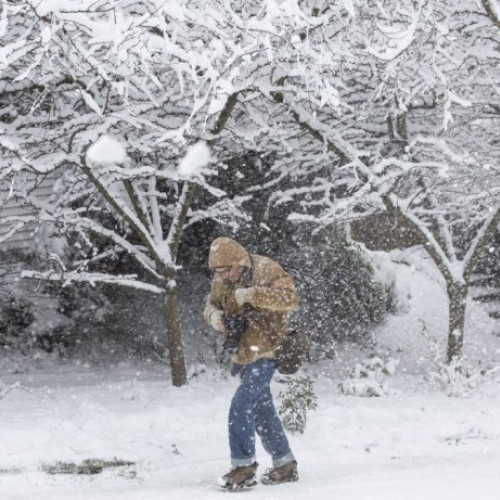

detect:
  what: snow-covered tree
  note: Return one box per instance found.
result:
[2,0,499,371]
[0,0,268,385]
[0,0,367,381]
[258,0,500,363]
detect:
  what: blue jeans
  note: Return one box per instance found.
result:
[229,359,295,468]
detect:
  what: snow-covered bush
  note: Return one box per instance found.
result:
[0,254,112,359]
[427,355,500,398]
[339,356,398,397]
[277,375,318,434]
[55,283,112,336]
[0,295,35,347]
[417,319,491,397]
[366,250,412,315]
[0,290,73,357]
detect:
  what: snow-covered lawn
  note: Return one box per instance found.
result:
[1,360,499,500]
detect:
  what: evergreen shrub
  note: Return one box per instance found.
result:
[277,375,318,434]
[281,230,389,348]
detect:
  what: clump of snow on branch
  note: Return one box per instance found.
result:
[178,142,211,177]
[86,135,128,165]
[368,20,418,61]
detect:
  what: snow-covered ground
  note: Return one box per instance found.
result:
[1,249,499,499]
[1,362,499,500]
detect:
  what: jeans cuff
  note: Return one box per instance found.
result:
[231,456,256,467]
[273,451,295,468]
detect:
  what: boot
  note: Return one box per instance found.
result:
[217,462,258,490]
[261,460,298,485]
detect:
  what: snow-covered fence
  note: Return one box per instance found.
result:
[0,172,55,252]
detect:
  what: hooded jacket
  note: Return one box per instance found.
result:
[204,237,299,365]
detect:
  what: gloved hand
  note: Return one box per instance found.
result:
[234,287,255,306]
[208,310,225,332]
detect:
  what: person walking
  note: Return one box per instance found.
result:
[203,237,299,490]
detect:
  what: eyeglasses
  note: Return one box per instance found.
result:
[212,267,232,275]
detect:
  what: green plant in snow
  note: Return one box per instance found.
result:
[277,375,318,434]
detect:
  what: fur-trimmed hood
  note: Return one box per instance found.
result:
[208,237,252,269]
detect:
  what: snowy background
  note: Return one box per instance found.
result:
[1,2,500,497]
[1,248,499,500]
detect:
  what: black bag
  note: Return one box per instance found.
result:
[275,329,310,375]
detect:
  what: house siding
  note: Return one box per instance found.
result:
[0,172,56,252]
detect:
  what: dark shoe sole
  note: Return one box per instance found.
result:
[218,476,257,490]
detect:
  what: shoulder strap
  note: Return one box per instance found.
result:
[243,254,255,288]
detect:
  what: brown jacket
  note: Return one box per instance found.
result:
[204,251,299,365]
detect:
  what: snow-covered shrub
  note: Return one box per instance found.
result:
[0,295,35,347]
[0,253,113,358]
[277,375,318,434]
[431,358,476,398]
[427,355,500,397]
[417,319,499,397]
[366,250,411,315]
[55,282,111,333]
[339,356,398,397]
[0,291,74,357]
[425,351,499,398]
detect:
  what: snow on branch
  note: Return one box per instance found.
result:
[368,19,418,61]
[0,219,34,245]
[185,195,252,230]
[410,136,474,166]
[83,143,171,268]
[386,193,460,282]
[482,0,500,30]
[73,217,162,280]
[21,269,165,294]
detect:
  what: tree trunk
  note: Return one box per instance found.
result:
[446,282,467,363]
[158,94,239,387]
[164,272,187,387]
